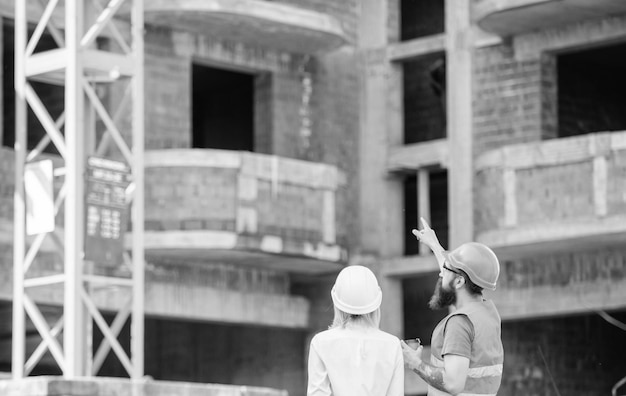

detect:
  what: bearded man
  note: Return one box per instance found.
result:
[401,218,504,396]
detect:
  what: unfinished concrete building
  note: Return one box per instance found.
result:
[0,0,625,395]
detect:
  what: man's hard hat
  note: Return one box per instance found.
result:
[331,265,382,315]
[444,242,500,290]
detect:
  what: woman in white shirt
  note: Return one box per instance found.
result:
[307,265,404,396]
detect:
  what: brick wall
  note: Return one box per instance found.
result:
[474,167,504,234]
[255,73,274,155]
[608,150,626,215]
[144,26,191,150]
[501,311,626,396]
[145,166,238,231]
[516,161,595,224]
[270,71,302,159]
[540,54,558,140]
[473,45,545,156]
[303,52,359,248]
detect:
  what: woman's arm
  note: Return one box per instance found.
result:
[387,342,405,396]
[306,342,331,396]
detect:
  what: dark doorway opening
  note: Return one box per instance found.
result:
[3,19,64,153]
[558,42,626,138]
[403,52,446,144]
[403,169,448,256]
[402,273,446,342]
[400,0,445,41]
[192,64,254,151]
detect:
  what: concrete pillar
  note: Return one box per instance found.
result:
[358,0,404,256]
[359,54,390,253]
[445,0,474,247]
[379,275,404,337]
[358,0,388,253]
[357,0,404,337]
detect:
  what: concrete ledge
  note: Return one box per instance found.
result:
[142,0,349,54]
[386,139,449,173]
[478,215,626,260]
[475,130,626,171]
[0,376,287,396]
[381,254,439,278]
[139,231,348,271]
[387,34,445,62]
[145,149,345,189]
[473,0,626,36]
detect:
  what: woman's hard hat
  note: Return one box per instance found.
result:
[444,242,500,290]
[331,265,382,315]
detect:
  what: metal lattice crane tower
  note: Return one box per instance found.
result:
[13,0,144,378]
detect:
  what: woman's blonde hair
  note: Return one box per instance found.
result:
[329,306,381,329]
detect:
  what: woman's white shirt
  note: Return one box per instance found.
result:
[307,325,404,396]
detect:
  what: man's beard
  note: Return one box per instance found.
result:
[428,277,457,310]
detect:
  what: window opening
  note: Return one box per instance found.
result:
[403,169,448,256]
[557,42,626,138]
[400,0,445,41]
[403,53,446,144]
[192,64,255,151]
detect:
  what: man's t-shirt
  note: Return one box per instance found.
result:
[441,314,474,359]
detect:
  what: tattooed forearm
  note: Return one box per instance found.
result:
[412,361,448,393]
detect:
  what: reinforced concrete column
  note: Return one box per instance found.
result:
[445,0,474,247]
[357,0,403,337]
[358,0,404,255]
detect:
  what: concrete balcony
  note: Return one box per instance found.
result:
[473,0,626,36]
[143,149,347,275]
[474,132,626,320]
[140,0,349,54]
[475,131,626,259]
